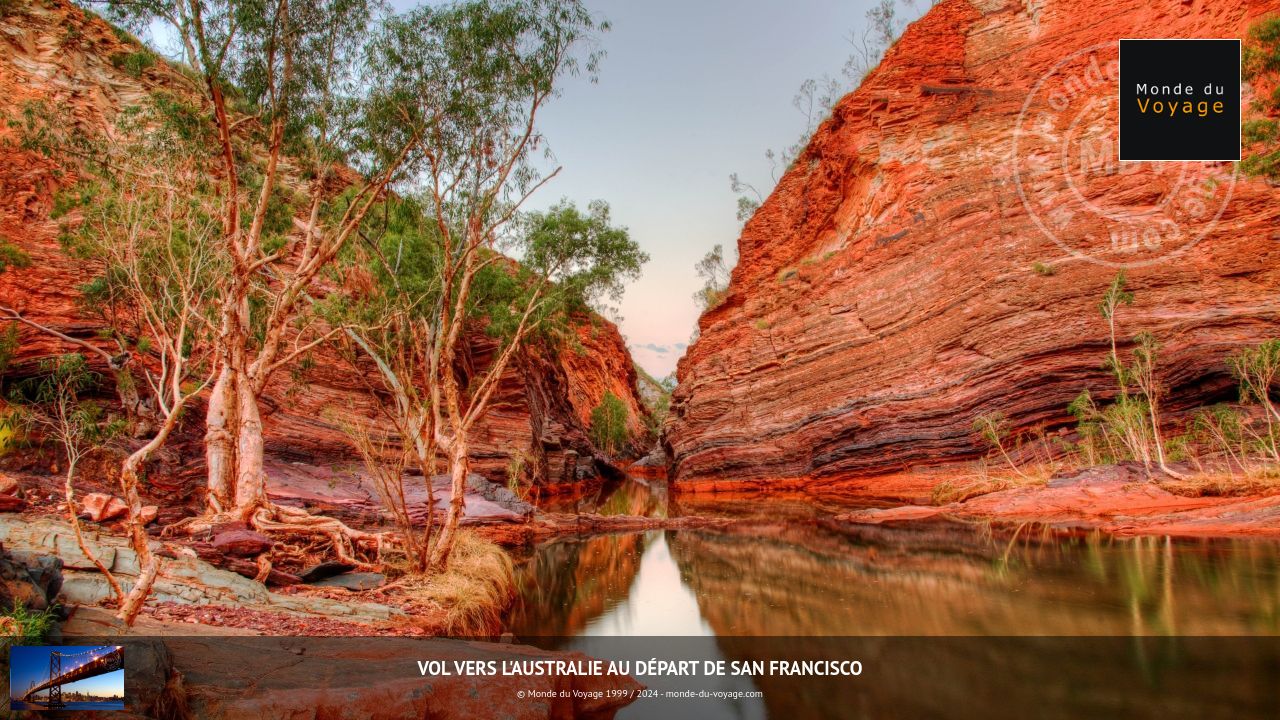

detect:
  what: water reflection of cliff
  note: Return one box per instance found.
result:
[507,532,649,638]
[666,524,1280,636]
[539,476,668,517]
[667,526,1280,719]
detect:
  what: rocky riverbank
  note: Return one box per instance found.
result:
[832,465,1280,539]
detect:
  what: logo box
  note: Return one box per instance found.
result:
[1118,38,1241,161]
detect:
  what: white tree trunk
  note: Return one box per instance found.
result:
[430,438,469,571]
[204,368,236,513]
[233,377,267,520]
[115,426,175,625]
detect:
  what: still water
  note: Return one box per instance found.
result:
[511,477,1280,637]
[507,477,1280,718]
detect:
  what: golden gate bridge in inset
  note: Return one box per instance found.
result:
[19,646,123,708]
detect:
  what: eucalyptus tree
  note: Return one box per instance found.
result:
[347,196,644,570]
[97,0,428,541]
[9,91,228,623]
[6,98,226,623]
[94,0,630,572]
[335,0,637,569]
[11,355,126,605]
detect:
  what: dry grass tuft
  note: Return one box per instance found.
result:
[931,462,1057,505]
[390,531,515,636]
[1159,465,1280,498]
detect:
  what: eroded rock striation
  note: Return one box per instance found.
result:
[668,0,1280,487]
[0,1,648,499]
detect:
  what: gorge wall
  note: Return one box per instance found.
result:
[0,0,648,494]
[667,0,1280,487]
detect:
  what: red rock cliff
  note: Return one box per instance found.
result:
[668,0,1280,487]
[0,0,648,490]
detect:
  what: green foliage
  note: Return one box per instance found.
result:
[10,354,98,406]
[1228,339,1280,405]
[1130,331,1162,394]
[1069,387,1170,470]
[1031,261,1056,277]
[1099,271,1136,388]
[1242,145,1280,179]
[1098,271,1134,322]
[149,92,217,149]
[109,49,156,78]
[364,0,606,177]
[634,365,673,438]
[590,391,629,456]
[693,243,731,311]
[348,194,643,357]
[52,189,95,223]
[0,238,30,273]
[1243,118,1278,145]
[240,171,296,250]
[102,0,382,163]
[1243,16,1280,80]
[0,323,17,377]
[1065,275,1181,470]
[6,354,125,467]
[973,412,1011,448]
[505,448,532,500]
[0,601,58,647]
[1191,404,1248,461]
[972,410,1031,477]
[645,392,670,439]
[1243,16,1280,180]
[519,200,646,322]
[20,96,226,362]
[729,174,762,223]
[1227,339,1280,461]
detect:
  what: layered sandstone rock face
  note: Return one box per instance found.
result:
[0,1,647,493]
[668,0,1280,486]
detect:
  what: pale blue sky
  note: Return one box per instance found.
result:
[504,0,891,377]
[400,0,894,376]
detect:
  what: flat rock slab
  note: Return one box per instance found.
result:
[211,529,273,557]
[310,572,385,591]
[833,467,1280,539]
[0,516,403,623]
[299,561,355,583]
[837,505,946,525]
[265,459,532,525]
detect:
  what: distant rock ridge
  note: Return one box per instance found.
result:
[666,0,1280,486]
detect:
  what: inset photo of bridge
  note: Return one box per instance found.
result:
[9,645,125,711]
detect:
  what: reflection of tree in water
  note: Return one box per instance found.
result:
[507,532,651,639]
[538,476,667,518]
